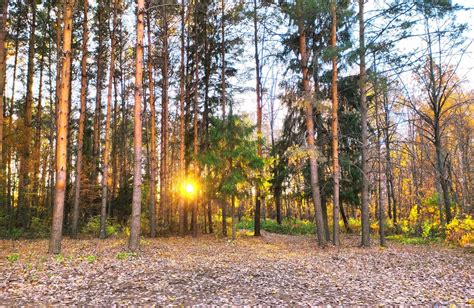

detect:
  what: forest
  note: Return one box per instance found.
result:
[0,0,473,305]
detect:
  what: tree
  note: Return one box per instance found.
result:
[71,0,89,239]
[146,0,157,238]
[330,0,340,246]
[0,0,8,200]
[297,0,326,247]
[49,0,75,254]
[253,0,263,237]
[100,0,118,239]
[17,0,36,227]
[128,0,144,252]
[358,0,370,247]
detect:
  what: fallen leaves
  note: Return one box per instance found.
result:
[0,232,472,305]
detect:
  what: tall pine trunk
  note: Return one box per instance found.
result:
[178,0,186,237]
[359,0,370,247]
[49,0,75,254]
[146,6,157,238]
[297,2,325,247]
[71,0,89,238]
[100,0,117,239]
[330,1,340,246]
[17,0,36,227]
[253,0,262,237]
[129,0,144,252]
[0,0,8,200]
[160,4,169,230]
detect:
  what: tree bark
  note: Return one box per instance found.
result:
[330,1,340,246]
[178,0,186,237]
[71,0,88,239]
[0,0,8,200]
[297,2,326,247]
[17,0,36,227]
[128,0,144,252]
[253,0,262,237]
[146,5,157,238]
[99,0,117,239]
[49,0,75,254]
[359,0,370,247]
[160,3,169,230]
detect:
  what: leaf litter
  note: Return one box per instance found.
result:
[0,232,472,305]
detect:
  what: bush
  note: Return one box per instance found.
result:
[81,216,123,237]
[446,215,474,247]
[237,218,315,235]
[28,217,50,238]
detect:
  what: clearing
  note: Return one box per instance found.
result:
[0,232,472,305]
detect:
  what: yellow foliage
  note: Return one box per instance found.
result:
[446,216,474,247]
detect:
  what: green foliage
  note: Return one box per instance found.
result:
[81,216,122,237]
[6,253,20,263]
[85,255,96,263]
[28,217,49,238]
[53,254,65,263]
[116,251,138,260]
[446,216,474,247]
[200,115,265,199]
[237,218,315,235]
[386,235,438,245]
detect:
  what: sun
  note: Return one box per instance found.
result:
[184,182,195,195]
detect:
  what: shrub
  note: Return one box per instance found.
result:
[81,216,123,237]
[28,217,49,238]
[116,251,137,260]
[446,215,474,247]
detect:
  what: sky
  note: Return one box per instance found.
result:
[236,0,474,135]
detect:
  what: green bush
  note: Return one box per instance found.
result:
[81,216,123,237]
[28,217,50,238]
[237,218,315,235]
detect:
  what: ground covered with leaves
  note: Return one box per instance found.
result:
[0,232,472,305]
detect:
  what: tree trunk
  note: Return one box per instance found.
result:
[178,0,186,237]
[99,0,117,239]
[358,0,370,247]
[0,0,8,200]
[93,3,104,183]
[128,0,144,252]
[297,4,325,247]
[192,40,199,238]
[17,0,36,227]
[330,1,340,246]
[160,4,169,230]
[49,0,75,254]
[146,6,157,238]
[71,0,88,239]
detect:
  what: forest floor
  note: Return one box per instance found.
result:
[0,231,472,305]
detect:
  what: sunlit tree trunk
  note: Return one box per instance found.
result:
[359,0,370,247]
[17,0,36,227]
[330,1,340,246]
[129,0,144,252]
[71,0,89,239]
[297,1,325,247]
[49,0,75,254]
